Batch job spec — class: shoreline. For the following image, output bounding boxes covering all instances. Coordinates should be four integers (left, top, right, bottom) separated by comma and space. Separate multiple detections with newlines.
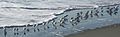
65, 24, 120, 37
0, 2, 120, 37
0, 3, 120, 29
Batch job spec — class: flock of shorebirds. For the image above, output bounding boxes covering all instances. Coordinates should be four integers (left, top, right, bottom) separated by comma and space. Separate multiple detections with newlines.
1, 4, 120, 37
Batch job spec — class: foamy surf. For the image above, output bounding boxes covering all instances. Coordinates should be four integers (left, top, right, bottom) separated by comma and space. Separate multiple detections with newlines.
0, 1, 100, 27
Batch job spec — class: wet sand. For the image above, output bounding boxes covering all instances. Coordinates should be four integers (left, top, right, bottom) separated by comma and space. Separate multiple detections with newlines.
65, 24, 120, 37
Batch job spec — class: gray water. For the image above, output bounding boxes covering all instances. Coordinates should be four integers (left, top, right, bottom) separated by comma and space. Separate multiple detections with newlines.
0, 0, 120, 37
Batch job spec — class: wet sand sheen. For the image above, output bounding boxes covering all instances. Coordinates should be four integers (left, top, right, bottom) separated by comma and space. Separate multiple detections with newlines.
65, 24, 120, 37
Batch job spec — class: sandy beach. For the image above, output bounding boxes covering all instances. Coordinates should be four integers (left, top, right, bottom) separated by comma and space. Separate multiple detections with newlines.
65, 24, 120, 37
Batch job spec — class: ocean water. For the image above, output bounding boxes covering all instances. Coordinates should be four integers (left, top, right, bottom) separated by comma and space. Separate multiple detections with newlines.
0, 0, 120, 26
0, 0, 120, 37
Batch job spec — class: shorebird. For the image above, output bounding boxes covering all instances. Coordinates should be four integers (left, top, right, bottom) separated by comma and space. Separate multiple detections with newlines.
14, 32, 19, 35
101, 10, 104, 12
3, 27, 7, 37
94, 13, 99, 17
53, 24, 57, 29
94, 10, 100, 17
114, 5, 119, 11
96, 10, 99, 13
47, 26, 50, 29
33, 24, 37, 27
16, 33, 19, 35
75, 16, 80, 23
77, 13, 80, 16
37, 28, 40, 31
70, 19, 75, 26
33, 29, 36, 32
101, 14, 104, 16
60, 24, 65, 28
64, 15, 68, 18
23, 27, 26, 31
15, 28, 19, 31
107, 6, 110, 9
84, 11, 89, 20
90, 10, 93, 17
109, 8, 114, 16
26, 29, 30, 32
23, 32, 26, 35
114, 12, 118, 15
80, 12, 83, 14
